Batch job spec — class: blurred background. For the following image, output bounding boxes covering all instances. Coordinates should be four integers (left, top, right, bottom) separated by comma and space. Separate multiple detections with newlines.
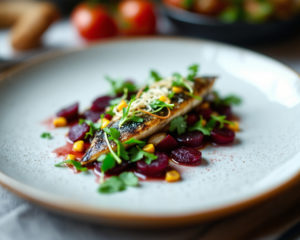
0, 0, 300, 66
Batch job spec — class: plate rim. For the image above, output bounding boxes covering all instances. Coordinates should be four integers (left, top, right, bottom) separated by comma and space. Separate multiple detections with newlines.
1, 36, 300, 226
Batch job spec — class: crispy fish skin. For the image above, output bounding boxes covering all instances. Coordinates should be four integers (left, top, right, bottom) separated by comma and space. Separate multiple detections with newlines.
81, 77, 216, 165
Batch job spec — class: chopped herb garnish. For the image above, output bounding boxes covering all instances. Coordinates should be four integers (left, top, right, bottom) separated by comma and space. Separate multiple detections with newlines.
104, 127, 129, 161
169, 116, 187, 135
119, 98, 144, 127
189, 117, 212, 136
187, 93, 202, 101
172, 73, 193, 93
213, 91, 242, 106
150, 70, 163, 82
124, 138, 146, 147
119, 172, 139, 186
40, 132, 53, 140
149, 100, 174, 113
98, 176, 125, 193
55, 160, 88, 172
106, 76, 137, 95
189, 115, 234, 135
104, 132, 123, 164
211, 115, 234, 128
98, 172, 138, 194
97, 153, 116, 173
168, 92, 175, 99
187, 64, 199, 81
79, 118, 102, 139
129, 146, 157, 164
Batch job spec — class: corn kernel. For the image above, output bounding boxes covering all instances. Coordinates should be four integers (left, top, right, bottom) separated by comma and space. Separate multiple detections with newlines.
101, 118, 110, 129
66, 154, 76, 160
117, 100, 127, 111
73, 140, 85, 152
165, 170, 181, 182
159, 95, 170, 104
228, 121, 239, 132
200, 102, 210, 109
53, 117, 67, 127
172, 86, 183, 93
201, 119, 207, 126
142, 144, 155, 153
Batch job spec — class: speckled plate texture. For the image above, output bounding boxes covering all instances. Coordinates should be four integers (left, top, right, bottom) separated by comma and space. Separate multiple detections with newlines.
0, 38, 300, 226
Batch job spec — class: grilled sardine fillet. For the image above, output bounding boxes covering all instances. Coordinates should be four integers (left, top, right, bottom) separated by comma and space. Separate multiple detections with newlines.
81, 77, 216, 164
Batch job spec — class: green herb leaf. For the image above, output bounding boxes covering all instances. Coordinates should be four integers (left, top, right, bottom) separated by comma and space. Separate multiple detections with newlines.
168, 92, 175, 99
169, 116, 187, 135
150, 70, 163, 82
182, 0, 194, 9
211, 115, 234, 128
119, 172, 139, 186
98, 176, 125, 193
119, 98, 141, 127
79, 118, 102, 139
124, 138, 146, 147
106, 76, 137, 95
213, 91, 242, 106
55, 160, 88, 172
189, 118, 212, 136
187, 64, 199, 81
104, 132, 123, 164
187, 93, 202, 101
104, 128, 129, 161
97, 153, 116, 173
172, 73, 193, 93
40, 132, 53, 140
129, 146, 157, 164
149, 100, 174, 113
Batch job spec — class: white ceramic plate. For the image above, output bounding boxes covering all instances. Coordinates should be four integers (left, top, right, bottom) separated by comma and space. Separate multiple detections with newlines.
1, 38, 300, 226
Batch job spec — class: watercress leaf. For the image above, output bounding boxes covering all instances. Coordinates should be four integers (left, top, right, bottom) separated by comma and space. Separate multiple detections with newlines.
188, 120, 212, 136
98, 176, 126, 194
150, 70, 163, 82
211, 115, 234, 128
124, 138, 146, 147
169, 116, 187, 135
128, 115, 144, 123
100, 153, 116, 172
103, 127, 120, 140
143, 151, 158, 165
40, 132, 53, 139
119, 172, 139, 186
172, 73, 193, 93
187, 64, 199, 81
222, 95, 242, 105
150, 100, 174, 113
129, 147, 145, 162
55, 160, 88, 172
105, 76, 136, 95
116, 139, 129, 160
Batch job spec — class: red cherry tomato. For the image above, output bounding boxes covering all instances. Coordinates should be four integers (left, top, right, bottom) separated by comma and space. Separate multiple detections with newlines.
118, 0, 156, 35
71, 3, 118, 40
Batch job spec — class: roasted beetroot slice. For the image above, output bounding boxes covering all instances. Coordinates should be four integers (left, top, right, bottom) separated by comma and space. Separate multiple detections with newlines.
176, 131, 204, 147
212, 103, 232, 118
82, 110, 101, 122
56, 102, 79, 121
156, 134, 178, 152
90, 96, 112, 112
211, 127, 235, 144
136, 152, 169, 177
68, 123, 90, 142
94, 161, 129, 175
186, 113, 199, 126
196, 108, 213, 120
171, 147, 202, 165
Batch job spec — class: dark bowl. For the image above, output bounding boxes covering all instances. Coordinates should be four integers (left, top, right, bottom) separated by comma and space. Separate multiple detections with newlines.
163, 4, 300, 44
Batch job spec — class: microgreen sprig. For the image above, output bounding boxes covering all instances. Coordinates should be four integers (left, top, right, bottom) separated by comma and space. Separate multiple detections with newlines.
149, 100, 174, 113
